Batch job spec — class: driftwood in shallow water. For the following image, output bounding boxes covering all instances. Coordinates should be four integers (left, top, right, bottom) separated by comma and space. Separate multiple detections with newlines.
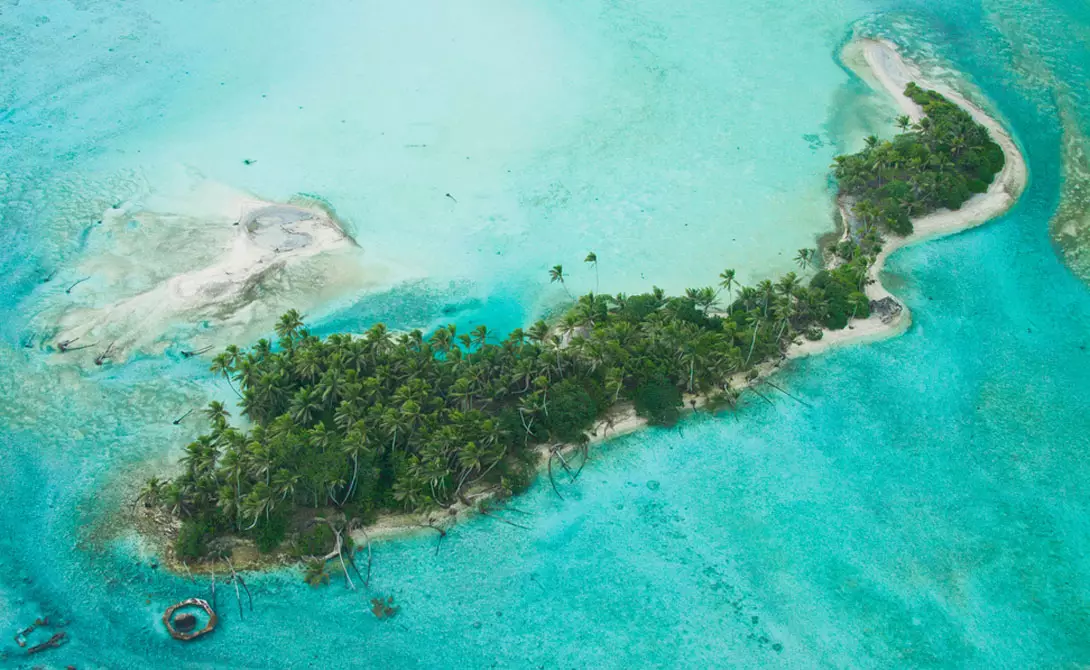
553, 447, 577, 483
94, 342, 116, 366
348, 519, 374, 587
224, 558, 252, 617
173, 409, 195, 425
573, 443, 589, 481
313, 517, 355, 590
547, 452, 564, 500
478, 506, 530, 530
761, 380, 812, 408
65, 277, 89, 294
27, 631, 67, 655
418, 523, 447, 556
749, 388, 775, 406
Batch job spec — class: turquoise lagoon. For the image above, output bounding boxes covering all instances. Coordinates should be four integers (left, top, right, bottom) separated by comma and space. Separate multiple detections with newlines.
2, 0, 1090, 667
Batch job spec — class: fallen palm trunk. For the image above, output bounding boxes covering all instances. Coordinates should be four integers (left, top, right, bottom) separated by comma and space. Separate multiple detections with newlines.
27, 631, 67, 655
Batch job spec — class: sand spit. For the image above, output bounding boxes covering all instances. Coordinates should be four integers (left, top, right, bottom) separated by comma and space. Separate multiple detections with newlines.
45, 188, 384, 364
343, 39, 1029, 547
788, 38, 1028, 360
141, 39, 1030, 564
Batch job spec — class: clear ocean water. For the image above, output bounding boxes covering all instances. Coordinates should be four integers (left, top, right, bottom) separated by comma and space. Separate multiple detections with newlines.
2, 0, 1089, 667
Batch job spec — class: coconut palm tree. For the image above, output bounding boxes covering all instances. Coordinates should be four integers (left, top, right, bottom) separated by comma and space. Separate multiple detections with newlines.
549, 264, 573, 299
137, 477, 165, 508
718, 269, 737, 314
210, 352, 242, 398
584, 252, 599, 292
290, 387, 322, 425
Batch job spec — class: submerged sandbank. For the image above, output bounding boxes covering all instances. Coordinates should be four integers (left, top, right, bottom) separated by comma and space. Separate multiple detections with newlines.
41, 182, 395, 365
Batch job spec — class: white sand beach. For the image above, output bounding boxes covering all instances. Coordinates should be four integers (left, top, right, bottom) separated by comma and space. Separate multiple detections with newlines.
339, 39, 1031, 550
788, 38, 1028, 360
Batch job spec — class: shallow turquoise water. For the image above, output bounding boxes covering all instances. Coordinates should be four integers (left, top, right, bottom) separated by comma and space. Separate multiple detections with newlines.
3, 0, 1090, 668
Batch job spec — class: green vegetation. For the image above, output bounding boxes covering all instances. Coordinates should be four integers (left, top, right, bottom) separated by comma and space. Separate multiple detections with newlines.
143, 82, 1007, 561
146, 257, 872, 556
833, 83, 1005, 235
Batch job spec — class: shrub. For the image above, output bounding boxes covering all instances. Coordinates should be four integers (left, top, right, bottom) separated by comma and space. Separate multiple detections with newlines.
634, 376, 683, 427
545, 380, 598, 442
292, 523, 335, 558
175, 519, 212, 559
251, 513, 288, 554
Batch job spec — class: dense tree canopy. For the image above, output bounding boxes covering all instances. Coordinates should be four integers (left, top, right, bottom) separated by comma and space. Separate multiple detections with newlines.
145, 253, 874, 558
143, 82, 1004, 562
832, 83, 1005, 235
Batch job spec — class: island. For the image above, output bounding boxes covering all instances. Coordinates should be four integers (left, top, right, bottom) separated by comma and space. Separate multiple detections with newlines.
135, 39, 1026, 583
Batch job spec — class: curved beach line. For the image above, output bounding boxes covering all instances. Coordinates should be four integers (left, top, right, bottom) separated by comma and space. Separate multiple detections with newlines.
355, 43, 1030, 548
145, 39, 1031, 568
788, 38, 1028, 360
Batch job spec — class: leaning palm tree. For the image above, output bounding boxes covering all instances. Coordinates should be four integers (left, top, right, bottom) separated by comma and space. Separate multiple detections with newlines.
718, 269, 737, 314
136, 477, 165, 508
895, 115, 912, 132
794, 248, 814, 272
549, 264, 573, 299
210, 352, 242, 398
275, 309, 305, 343
203, 401, 230, 432
584, 252, 599, 292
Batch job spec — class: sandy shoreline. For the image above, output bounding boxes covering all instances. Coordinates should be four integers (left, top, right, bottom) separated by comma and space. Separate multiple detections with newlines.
787, 38, 1028, 360
143, 38, 1029, 570
352, 39, 1028, 546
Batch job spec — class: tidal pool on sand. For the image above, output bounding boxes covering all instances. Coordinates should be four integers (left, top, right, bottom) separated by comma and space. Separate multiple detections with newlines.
2, 0, 1090, 667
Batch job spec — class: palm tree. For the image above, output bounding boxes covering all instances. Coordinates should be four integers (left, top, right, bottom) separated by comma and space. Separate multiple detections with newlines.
290, 387, 322, 425
342, 423, 372, 501
848, 291, 870, 321
718, 269, 737, 314
210, 352, 242, 398
794, 248, 814, 272
471, 324, 489, 349
243, 482, 276, 529
136, 477, 165, 508
276, 309, 305, 344
584, 252, 599, 292
549, 264, 573, 299
527, 320, 550, 344
895, 115, 912, 132
203, 401, 230, 432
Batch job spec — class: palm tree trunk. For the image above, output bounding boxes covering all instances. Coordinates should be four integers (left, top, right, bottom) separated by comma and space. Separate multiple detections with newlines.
347, 455, 359, 501
745, 319, 760, 366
